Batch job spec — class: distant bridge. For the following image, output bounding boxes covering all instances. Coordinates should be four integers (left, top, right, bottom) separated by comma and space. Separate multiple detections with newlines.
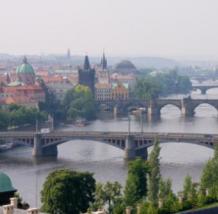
192, 83, 218, 94
0, 131, 217, 160
152, 97, 218, 117
98, 97, 218, 117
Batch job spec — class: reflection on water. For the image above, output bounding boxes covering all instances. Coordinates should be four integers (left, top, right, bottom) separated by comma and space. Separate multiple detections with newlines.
1, 89, 218, 206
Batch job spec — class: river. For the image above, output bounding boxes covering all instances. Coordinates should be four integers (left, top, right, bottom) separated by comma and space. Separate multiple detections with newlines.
0, 89, 218, 207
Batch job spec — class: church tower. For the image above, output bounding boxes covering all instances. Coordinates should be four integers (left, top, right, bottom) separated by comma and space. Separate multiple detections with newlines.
67, 48, 71, 60
78, 55, 96, 96
100, 52, 107, 70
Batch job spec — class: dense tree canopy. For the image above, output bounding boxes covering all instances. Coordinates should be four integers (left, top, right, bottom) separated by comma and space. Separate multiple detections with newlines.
124, 158, 149, 206
41, 169, 96, 214
63, 84, 96, 120
92, 182, 122, 214
38, 78, 64, 122
133, 70, 192, 100
200, 145, 218, 200
0, 104, 47, 130
148, 141, 161, 207
159, 178, 180, 214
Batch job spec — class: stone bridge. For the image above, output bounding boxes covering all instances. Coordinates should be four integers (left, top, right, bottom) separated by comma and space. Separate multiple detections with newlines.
192, 84, 218, 94
0, 131, 217, 160
98, 97, 218, 118
151, 97, 218, 117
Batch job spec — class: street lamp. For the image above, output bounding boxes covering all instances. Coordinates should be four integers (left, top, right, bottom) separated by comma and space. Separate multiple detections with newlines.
128, 112, 131, 135
35, 116, 39, 133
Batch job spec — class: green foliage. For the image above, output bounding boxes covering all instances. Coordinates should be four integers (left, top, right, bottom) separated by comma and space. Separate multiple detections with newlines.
14, 192, 29, 209
0, 110, 10, 130
112, 198, 125, 214
92, 181, 122, 214
133, 76, 161, 100
63, 84, 96, 121
181, 175, 199, 210
38, 78, 64, 122
133, 70, 192, 100
158, 179, 180, 214
140, 203, 158, 214
148, 141, 161, 207
124, 158, 149, 206
0, 105, 47, 130
200, 145, 218, 201
41, 169, 96, 214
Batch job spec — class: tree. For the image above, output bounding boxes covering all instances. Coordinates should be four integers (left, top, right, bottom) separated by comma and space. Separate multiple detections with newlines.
133, 70, 192, 100
124, 158, 149, 206
41, 169, 96, 214
159, 178, 180, 214
0, 110, 10, 130
92, 181, 122, 214
133, 76, 161, 101
63, 84, 96, 120
148, 140, 161, 207
181, 175, 198, 210
200, 145, 218, 201
38, 78, 64, 122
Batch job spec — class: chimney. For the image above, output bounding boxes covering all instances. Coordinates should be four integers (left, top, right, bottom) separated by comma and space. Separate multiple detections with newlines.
2, 205, 14, 214
27, 208, 39, 214
10, 197, 18, 208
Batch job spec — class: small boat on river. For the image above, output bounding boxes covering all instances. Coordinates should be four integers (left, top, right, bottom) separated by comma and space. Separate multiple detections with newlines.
0, 143, 14, 152
74, 119, 90, 127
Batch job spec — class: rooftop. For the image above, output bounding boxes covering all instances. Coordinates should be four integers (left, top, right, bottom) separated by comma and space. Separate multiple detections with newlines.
0, 172, 16, 193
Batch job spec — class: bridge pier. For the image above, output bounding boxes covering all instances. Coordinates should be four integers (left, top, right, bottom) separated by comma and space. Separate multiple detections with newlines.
183, 104, 195, 117
125, 135, 148, 160
32, 133, 58, 157
125, 135, 136, 160
135, 148, 148, 160
200, 88, 207, 95
183, 98, 195, 117
147, 102, 160, 119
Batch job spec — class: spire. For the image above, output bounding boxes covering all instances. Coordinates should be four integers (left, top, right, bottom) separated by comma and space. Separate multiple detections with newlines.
84, 55, 90, 70
23, 56, 28, 64
101, 52, 107, 70
6, 73, 10, 84
67, 48, 71, 59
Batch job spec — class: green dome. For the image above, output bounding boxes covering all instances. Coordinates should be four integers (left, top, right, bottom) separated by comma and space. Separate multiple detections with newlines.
0, 172, 16, 193
16, 57, 35, 75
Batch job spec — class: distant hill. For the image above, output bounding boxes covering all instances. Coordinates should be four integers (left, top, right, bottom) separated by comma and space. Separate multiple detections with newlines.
126, 57, 179, 69
0, 54, 193, 69
90, 56, 179, 69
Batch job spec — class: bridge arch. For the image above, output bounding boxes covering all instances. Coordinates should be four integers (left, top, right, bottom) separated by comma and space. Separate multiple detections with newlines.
193, 86, 218, 95
192, 103, 218, 116
144, 140, 214, 149
205, 87, 218, 94
42, 137, 126, 151
159, 104, 182, 114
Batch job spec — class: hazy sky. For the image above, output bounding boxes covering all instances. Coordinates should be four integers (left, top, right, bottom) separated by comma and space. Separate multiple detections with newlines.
0, 0, 218, 59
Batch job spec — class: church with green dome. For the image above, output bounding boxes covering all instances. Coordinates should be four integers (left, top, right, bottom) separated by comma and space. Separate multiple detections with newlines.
0, 172, 17, 205
16, 56, 36, 85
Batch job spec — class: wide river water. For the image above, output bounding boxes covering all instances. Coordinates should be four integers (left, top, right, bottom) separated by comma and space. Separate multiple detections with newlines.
1, 90, 218, 207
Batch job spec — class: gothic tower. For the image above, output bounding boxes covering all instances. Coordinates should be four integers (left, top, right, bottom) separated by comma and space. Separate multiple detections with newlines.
78, 55, 95, 96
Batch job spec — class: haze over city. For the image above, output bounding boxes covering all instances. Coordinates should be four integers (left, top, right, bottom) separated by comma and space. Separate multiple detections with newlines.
1, 0, 218, 59
2, 1, 218, 214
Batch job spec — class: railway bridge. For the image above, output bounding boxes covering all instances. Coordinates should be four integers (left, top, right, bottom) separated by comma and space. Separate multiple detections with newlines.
0, 131, 217, 160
